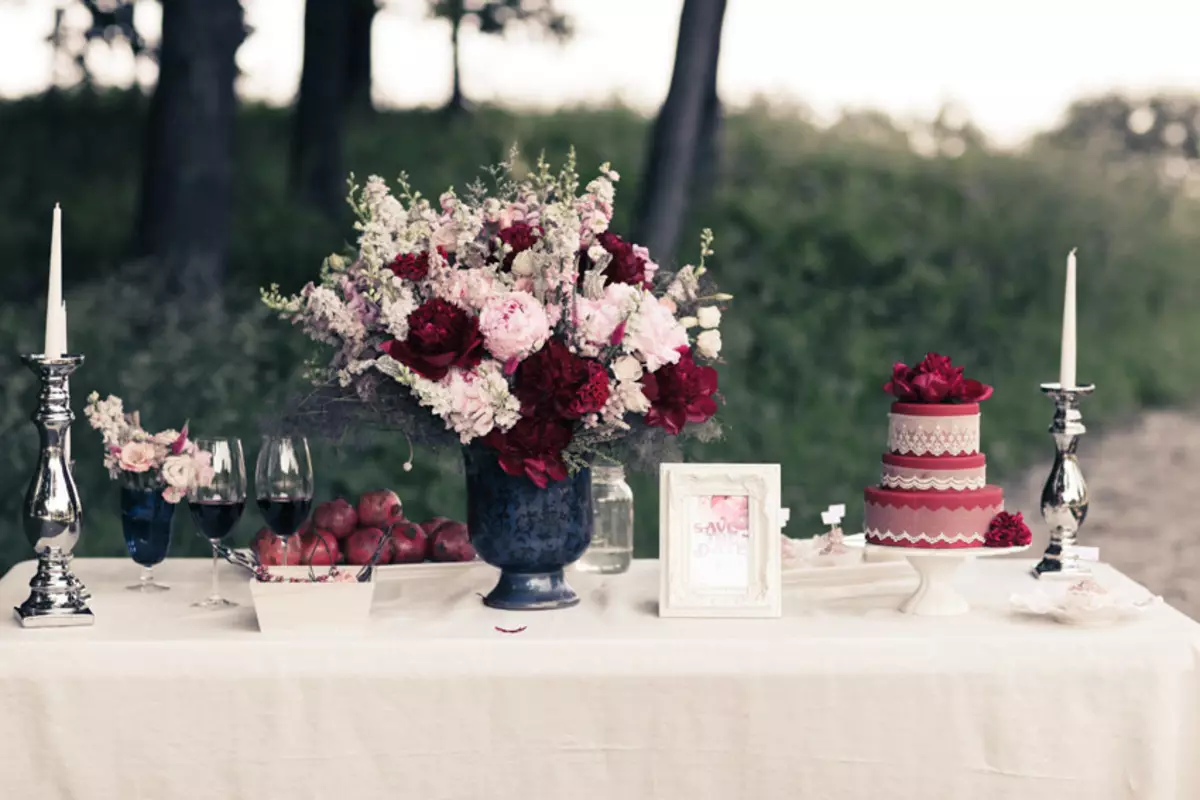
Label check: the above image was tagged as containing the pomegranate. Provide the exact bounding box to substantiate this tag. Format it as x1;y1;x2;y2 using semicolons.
427;520;475;562
313;498;358;539
388;520;427;564
299;530;340;567
252;527;301;566
344;527;392;566
357;490;403;528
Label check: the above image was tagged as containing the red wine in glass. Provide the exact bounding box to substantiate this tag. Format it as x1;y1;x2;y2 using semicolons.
189;500;245;542
256;497;312;538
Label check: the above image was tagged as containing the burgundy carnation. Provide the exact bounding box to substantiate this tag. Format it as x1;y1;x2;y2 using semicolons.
514;339;610;420
381;298;484;381
497;223;542;271
579;232;652;288
640;347;719;435
483;418;573;489
883;352;993;404
389;251;431;281
984;511;1032;548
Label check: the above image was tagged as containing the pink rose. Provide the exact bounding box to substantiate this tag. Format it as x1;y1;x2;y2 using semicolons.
479;292;551;361
575;282;639;355
118;441;157;473
162;486;186;504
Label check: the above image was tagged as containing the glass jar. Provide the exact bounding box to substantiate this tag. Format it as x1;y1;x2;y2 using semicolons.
577;465;634;574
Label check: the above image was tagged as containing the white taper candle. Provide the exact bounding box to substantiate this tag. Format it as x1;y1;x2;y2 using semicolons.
1059;248;1077;389
44;204;64;358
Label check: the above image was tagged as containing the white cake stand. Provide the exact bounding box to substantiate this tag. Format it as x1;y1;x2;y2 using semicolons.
864;543;1030;616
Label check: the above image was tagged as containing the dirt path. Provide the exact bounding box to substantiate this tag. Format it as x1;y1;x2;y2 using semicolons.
1003;409;1200;620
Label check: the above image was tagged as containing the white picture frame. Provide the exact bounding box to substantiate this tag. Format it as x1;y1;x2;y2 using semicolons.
658;463;783;618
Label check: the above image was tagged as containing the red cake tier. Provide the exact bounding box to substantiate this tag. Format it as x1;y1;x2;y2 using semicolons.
863;485;1004;549
880;452;987;492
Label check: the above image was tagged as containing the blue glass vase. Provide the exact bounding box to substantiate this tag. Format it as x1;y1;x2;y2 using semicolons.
464;445;593;610
120;485;176;593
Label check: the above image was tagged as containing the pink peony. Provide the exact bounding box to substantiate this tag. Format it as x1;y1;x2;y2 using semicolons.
626;294;689;372
575;282;639;355
118;441;157;473
479;292;551;361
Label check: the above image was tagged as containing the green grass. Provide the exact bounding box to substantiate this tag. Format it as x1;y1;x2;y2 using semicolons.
1;90;1198;571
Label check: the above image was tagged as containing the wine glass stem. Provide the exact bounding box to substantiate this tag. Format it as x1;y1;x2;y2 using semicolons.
140;566;154;588
210;543;221;600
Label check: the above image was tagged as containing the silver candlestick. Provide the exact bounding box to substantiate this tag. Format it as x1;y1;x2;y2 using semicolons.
1032;382;1095;579
14;353;93;627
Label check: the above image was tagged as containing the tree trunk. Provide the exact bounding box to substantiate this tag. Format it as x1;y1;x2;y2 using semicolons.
447;12;466;113
135;0;245;303
632;0;727;263
290;0;349;218
345;0;377;112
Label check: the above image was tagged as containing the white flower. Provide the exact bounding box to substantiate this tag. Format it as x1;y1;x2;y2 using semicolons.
611;355;643;383
696;329;722;359
680;316;698;330
152;429;180;446
162;454;198;489
511;250;536;277
697;307;721;329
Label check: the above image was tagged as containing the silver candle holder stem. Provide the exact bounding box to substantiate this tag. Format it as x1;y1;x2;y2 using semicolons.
1033;382;1095;580
15;353;93;627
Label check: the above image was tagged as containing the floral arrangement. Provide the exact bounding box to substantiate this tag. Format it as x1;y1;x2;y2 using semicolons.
84;393;213;503
984;511;1032;548
263;150;728;486
884;353;993;404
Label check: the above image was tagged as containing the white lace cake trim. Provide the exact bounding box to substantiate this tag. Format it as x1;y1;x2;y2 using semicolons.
887;425;979;456
865;528;984;545
880;474;986;491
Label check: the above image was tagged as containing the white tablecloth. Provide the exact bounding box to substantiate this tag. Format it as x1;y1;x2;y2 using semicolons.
0;557;1196;800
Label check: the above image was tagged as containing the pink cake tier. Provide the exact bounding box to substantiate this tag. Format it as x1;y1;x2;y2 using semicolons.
888;402;979;456
881;452;986;492
864;485;1004;549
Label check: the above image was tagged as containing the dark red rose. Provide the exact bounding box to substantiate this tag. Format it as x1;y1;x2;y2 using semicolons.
883;353;993;404
641;347;719;435
381;298;485;381
578;232;652;288
984;511;1032;548
389;251;430;281
483;418;573;488
514;339;610;419
497;223;542;270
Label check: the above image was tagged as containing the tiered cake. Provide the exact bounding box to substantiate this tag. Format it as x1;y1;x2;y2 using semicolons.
864;356;1003;549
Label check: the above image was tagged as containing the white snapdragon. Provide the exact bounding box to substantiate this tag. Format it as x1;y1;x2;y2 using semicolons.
697;307;721;329
695;329;722;359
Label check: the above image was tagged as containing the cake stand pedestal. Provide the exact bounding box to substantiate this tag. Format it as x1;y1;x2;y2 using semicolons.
865;544;1030;616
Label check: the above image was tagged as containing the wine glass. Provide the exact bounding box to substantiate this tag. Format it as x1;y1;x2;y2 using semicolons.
255;436;314;568
187;438;246;609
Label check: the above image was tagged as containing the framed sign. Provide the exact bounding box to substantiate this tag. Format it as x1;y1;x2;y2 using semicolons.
658;463;783;618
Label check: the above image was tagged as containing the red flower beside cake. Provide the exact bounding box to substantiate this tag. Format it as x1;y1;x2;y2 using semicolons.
864;353;1010;549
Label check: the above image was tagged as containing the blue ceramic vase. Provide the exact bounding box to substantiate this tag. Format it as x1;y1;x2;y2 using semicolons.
464;445;593;610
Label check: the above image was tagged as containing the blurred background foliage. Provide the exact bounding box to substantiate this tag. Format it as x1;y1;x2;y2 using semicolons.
3;87;1200;571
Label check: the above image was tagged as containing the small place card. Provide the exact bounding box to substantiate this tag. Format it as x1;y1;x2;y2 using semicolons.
1063;545;1100;562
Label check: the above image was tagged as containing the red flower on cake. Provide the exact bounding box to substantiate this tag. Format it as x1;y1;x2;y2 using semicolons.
514;339;610;420
483;417;573;488
381;298;485;381
984;511;1032;548
883;353;993;404
641;347;719;435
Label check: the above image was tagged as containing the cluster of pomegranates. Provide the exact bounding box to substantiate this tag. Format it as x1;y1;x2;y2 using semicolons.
251;490;475;567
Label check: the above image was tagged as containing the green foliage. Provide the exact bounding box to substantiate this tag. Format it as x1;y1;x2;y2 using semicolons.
1;92;1199;573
